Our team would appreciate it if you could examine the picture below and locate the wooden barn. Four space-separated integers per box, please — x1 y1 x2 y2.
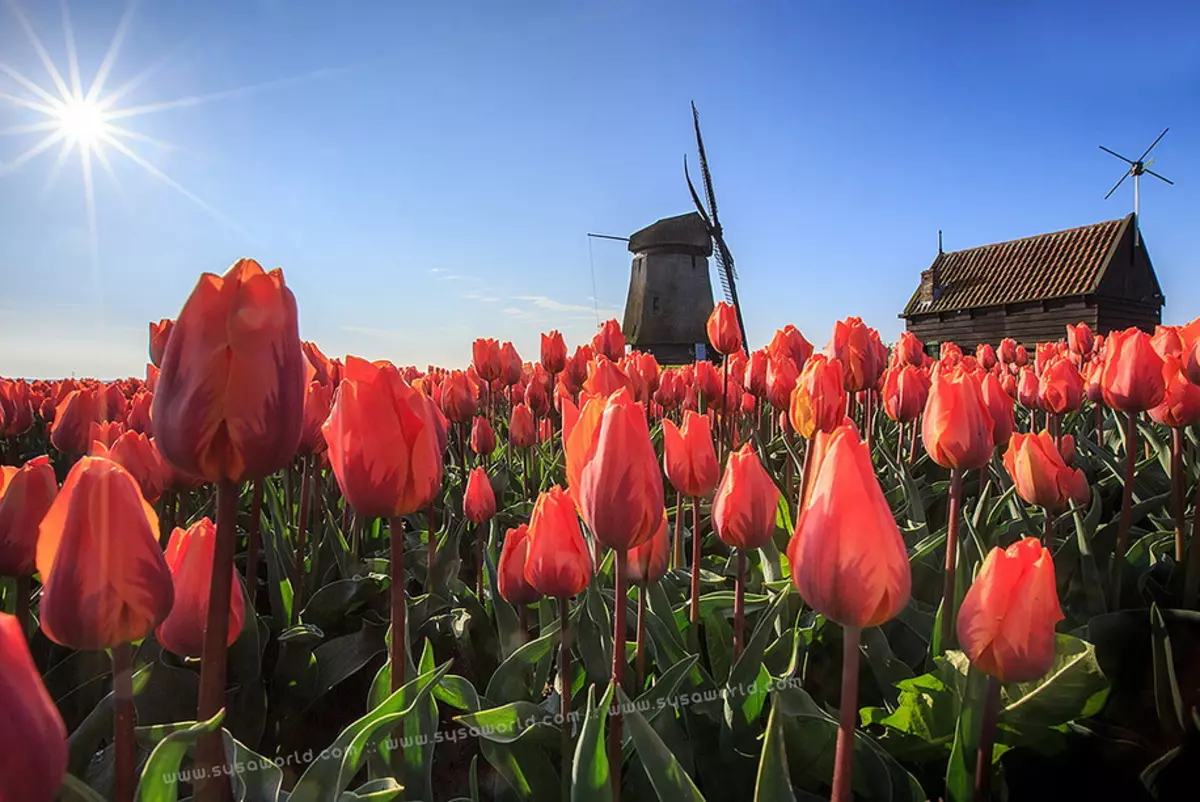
900 213 1165 352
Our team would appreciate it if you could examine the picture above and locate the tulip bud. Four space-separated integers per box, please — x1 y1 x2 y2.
975 343 998 371
662 411 720 499
96 431 167 504
464 467 497 524
149 318 174 368
153 259 305 483
1003 431 1091 511
0 456 58 577
980 371 1015 449
706 302 743 355
998 338 1017 365
499 342 522 388
881 365 929 423
472 338 503 383
1039 356 1084 414
301 380 333 454
768 325 814 371
0 612 68 802
0 379 34 436
1067 323 1094 358
37 456 174 649
765 354 799 411
508 403 536 449
789 355 846 439
470 416 497 456
524 487 592 598
156 518 246 658
1100 327 1167 413
923 365 994 471
713 444 781 551
541 330 568 375
957 537 1063 683
592 319 626 362
628 511 669 585
788 424 911 627
497 524 541 605
126 389 154 436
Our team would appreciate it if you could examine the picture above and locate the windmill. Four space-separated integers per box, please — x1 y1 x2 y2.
1100 128 1174 245
685 102 748 352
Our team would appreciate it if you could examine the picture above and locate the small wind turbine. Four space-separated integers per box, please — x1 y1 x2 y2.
1100 128 1174 244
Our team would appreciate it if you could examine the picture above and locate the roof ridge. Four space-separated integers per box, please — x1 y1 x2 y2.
942 215 1128 256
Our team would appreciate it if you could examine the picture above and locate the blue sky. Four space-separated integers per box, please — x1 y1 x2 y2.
2 0 1197 378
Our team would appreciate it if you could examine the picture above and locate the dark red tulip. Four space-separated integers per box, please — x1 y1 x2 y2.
0 455 58 577
149 318 174 369
470 416 497 456
0 611 68 802
541 330 568 375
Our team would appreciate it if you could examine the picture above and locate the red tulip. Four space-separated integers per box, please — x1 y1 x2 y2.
1150 326 1183 359
156 518 246 658
0 456 58 577
769 325 814 371
662 410 720 498
472 338 503 383
788 424 911 627
126 389 154 436
584 355 631 398
1067 323 1094 359
998 338 1017 365
765 354 799 411
1003 431 1091 511
497 524 541 605
50 387 101 454
149 318 174 369
565 389 664 551
508 403 536 449
95 431 167 504
894 331 926 368
541 330 568 374
565 345 592 391
1149 356 1200 428
153 259 305 484
744 349 769 398
302 340 338 387
706 301 742 355
980 371 1015 449
923 365 994 471
713 444 781 551
975 343 998 371
499 342 522 387
0 379 34 436
524 378 550 419
1014 344 1029 366
1100 327 1166 413
957 537 1063 683
789 354 846 439
1039 356 1084 414
323 356 443 518
470 416 497 456
830 317 885 393
592 318 626 362
881 365 929 423
693 360 722 408
300 380 333 454
439 370 478 423
1182 318 1200 384
0 611 68 802
524 486 592 598
37 456 174 649
1017 367 1040 409
628 511 669 585
464 467 497 524
940 342 964 368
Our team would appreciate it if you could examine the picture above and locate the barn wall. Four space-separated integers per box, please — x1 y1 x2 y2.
904 297 1097 351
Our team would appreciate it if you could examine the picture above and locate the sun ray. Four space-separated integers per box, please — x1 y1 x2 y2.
79 140 105 318
84 0 138 104
6 0 73 102
0 64 65 110
38 136 75 200
104 123 176 151
0 129 66 175
60 0 84 101
1 120 61 136
103 67 346 120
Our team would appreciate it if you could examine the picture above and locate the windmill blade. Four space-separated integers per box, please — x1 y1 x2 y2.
1098 144 1136 165
691 102 721 230
1137 127 1169 162
1104 169 1131 200
1145 169 1174 185
683 154 714 230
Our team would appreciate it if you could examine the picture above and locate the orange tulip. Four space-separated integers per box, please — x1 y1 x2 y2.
713 444 781 551
1034 341 1061 376
1015 344 1029 367
302 340 338 387
769 324 814 370
957 537 1063 683
37 456 174 649
524 486 592 598
464 467 497 524
89 420 126 449
508 403 536 449
1039 356 1084 414
323 356 444 518
541 330 568 374
126 389 154 436
0 379 34 436
1150 325 1183 359
980 371 1015 449
1100 327 1166 413
565 389 664 551
1003 431 1091 511
584 355 631 398
153 259 305 484
301 380 333 454
662 410 719 498
789 354 846 439
923 365 994 471
787 424 911 627
881 365 929 423
765 353 799 411
895 331 926 368
0 611 68 802
1016 367 1040 409
1149 356 1200 428
0 456 58 577
470 416 497 456
940 342 964 368
156 518 246 658
706 301 742 355
148 318 174 369
565 345 592 391
628 511 669 585
694 360 722 407
95 431 167 504
50 387 101 454
592 318 626 362
495 524 540 605
830 317 885 393
472 338 503 383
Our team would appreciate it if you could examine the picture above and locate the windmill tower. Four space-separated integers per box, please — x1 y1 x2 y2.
621 103 746 364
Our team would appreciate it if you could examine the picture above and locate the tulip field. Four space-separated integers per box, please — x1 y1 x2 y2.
4 258 1200 802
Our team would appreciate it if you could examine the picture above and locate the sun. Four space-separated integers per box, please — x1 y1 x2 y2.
53 97 109 147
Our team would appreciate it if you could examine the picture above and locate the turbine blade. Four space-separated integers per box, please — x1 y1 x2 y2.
1145 169 1174 186
1104 170 1130 200
1098 145 1135 165
1137 127 1169 162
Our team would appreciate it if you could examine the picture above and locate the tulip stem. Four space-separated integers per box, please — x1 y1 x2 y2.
689 496 702 626
390 516 408 690
672 493 684 570
1109 411 1138 608
1183 459 1200 609
112 642 135 802
195 479 239 802
1171 428 1184 564
941 468 964 650
475 521 485 599
974 676 1002 802
295 456 311 607
733 549 746 661
635 586 646 690
427 504 438 588
246 479 264 609
559 597 573 802
14 574 30 636
897 421 906 464
609 549 628 801
909 416 919 465
1094 405 1104 447
831 626 862 802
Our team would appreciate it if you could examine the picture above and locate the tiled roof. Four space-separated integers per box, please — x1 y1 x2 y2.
902 214 1132 316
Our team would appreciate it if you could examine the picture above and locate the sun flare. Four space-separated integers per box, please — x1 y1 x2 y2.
53 97 109 147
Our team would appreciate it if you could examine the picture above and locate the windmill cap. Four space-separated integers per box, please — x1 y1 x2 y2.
628 212 713 257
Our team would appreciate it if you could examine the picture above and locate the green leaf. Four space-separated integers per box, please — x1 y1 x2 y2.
455 701 559 745
998 635 1110 731
288 659 451 802
634 654 699 724
754 697 797 802
479 739 561 801
1150 603 1186 740
486 628 557 704
135 710 226 802
434 675 483 712
338 778 404 801
221 731 283 802
616 688 705 802
68 662 153 777
59 774 108 802
944 665 990 802
300 576 386 632
572 684 615 802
